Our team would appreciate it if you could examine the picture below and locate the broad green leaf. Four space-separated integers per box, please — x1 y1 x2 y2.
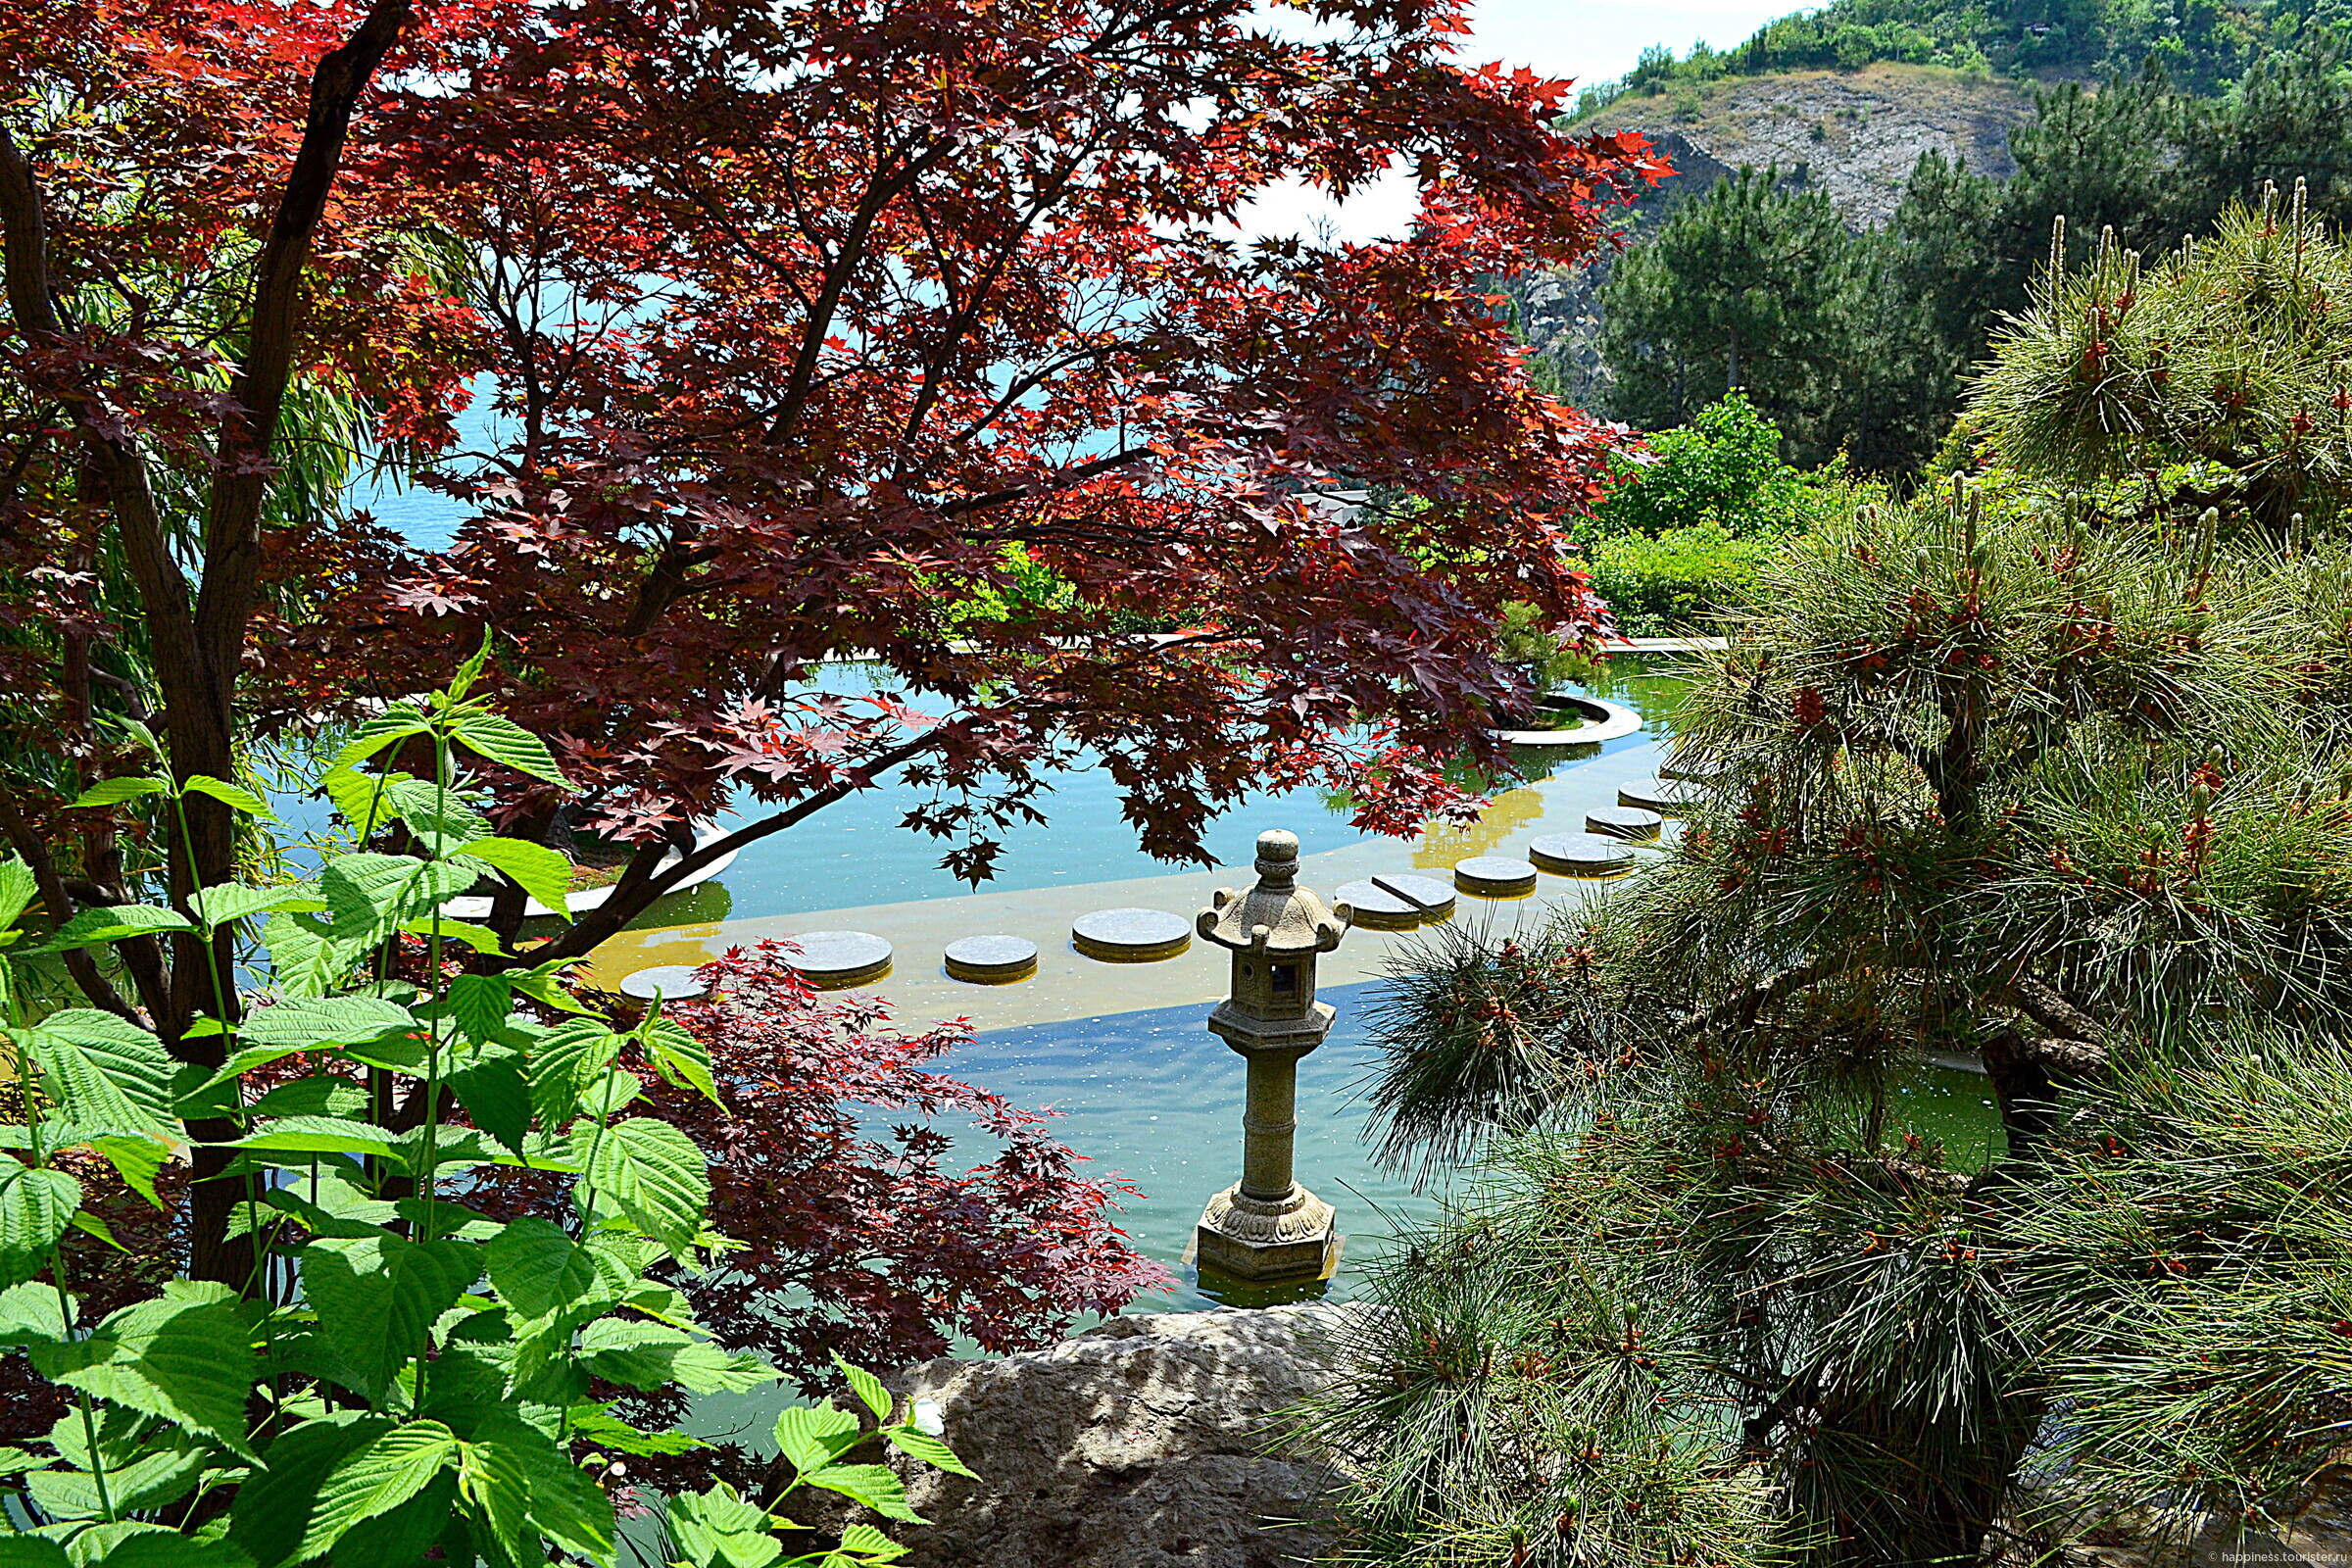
571 1117 710 1257
227 1412 392 1568
527 1018 626 1128
0 1164 79 1285
185 1043 323 1100
0 1446 52 1478
241 1076 369 1120
87 1136 171 1210
331 707 434 770
580 1321 775 1394
187 884 309 931
485 1216 599 1321
0 857 37 933
448 632 493 701
771 1404 863 1478
453 1428 530 1551
507 1426 615 1562
69 1211 122 1250
238 995 416 1050
226 1117 406 1164
644 1015 723 1106
316 1470 456 1568
259 909 353 1000
506 956 594 1015
578 1069 643 1120
399 916 504 955
300 1420 459 1561
837 1523 911 1560
182 775 278 821
881 1425 976 1479
453 837 571 920
800 1462 922 1523
19 1011 179 1141
447 1054 531 1153
319 854 479 946
301 1236 481 1401
443 974 514 1046
381 776 493 857
24 1442 208 1518
31 905 193 954
833 1355 893 1421
68 776 171 808
31 1281 260 1460
448 712 568 786
0 1279 70 1345
75 1532 258 1567
320 764 402 837
340 1031 437 1078
0 1539 70 1567
666 1482 781 1568
564 1403 706 1457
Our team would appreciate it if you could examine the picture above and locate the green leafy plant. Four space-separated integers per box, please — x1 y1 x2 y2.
1583 524 1784 636
0 669 967 1565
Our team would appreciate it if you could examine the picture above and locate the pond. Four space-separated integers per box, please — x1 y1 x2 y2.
583 651 2002 1320
620 653 1703 929
922 981 2003 1316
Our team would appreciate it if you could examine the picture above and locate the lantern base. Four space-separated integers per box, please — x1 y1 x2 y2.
1194 1182 1337 1281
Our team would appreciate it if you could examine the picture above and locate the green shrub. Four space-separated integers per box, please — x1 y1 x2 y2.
1591 395 1843 539
1584 523 1781 635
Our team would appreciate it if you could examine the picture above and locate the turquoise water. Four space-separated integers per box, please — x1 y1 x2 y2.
899 979 2001 1313
621 657 1694 927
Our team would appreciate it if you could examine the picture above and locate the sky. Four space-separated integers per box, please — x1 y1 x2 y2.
1241 0 1793 241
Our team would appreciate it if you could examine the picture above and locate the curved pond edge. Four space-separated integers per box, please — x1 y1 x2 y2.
1493 695 1642 748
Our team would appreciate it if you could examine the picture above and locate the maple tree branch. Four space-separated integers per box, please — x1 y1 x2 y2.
519 728 951 967
760 136 960 447
939 445 1155 518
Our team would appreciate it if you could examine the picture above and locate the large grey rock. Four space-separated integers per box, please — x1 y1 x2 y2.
878 1304 1361 1568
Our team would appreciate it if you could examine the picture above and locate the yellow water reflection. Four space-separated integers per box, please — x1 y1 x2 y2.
1413 786 1549 868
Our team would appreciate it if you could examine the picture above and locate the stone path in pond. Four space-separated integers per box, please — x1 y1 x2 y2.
583 736 1672 1032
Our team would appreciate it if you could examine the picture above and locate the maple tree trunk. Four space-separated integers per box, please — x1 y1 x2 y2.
1 0 414 1290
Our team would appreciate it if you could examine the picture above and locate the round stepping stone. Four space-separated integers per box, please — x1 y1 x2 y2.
1072 907 1192 963
1529 832 1639 878
784 930 893 989
1376 873 1457 923
1336 879 1420 930
1618 776 1703 814
619 964 708 1001
944 934 1039 985
1453 857 1538 899
1587 806 1664 842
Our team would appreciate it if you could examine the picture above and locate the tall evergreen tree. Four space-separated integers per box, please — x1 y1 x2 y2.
1600 170 1872 467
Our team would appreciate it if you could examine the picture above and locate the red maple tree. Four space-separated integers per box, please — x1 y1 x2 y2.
2 0 1664 1285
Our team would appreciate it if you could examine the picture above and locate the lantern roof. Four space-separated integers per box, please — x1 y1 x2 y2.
1197 830 1350 955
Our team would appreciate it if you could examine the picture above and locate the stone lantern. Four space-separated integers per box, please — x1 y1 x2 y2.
1193 829 1352 1281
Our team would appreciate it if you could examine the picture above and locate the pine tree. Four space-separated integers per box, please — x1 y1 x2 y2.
1304 198 2352 1568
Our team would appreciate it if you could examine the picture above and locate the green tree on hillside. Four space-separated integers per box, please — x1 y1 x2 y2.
1600 170 1871 466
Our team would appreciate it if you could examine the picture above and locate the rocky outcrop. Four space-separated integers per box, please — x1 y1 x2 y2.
1514 63 2038 408
872 1303 1361 1568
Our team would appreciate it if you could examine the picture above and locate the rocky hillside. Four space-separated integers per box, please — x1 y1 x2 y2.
1515 63 2037 408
